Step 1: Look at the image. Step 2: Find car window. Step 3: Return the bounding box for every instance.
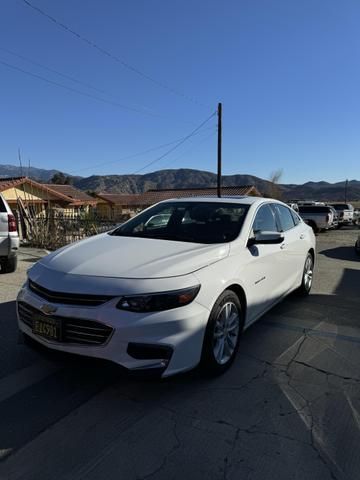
[144,214,171,230]
[0,196,7,213]
[111,201,249,244]
[273,204,295,231]
[252,204,279,233]
[331,204,353,211]
[290,209,301,225]
[299,206,329,213]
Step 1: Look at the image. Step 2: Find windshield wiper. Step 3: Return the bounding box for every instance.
[110,230,201,242]
[153,233,199,243]
[110,231,153,238]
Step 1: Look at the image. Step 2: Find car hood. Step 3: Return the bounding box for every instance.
[37,233,230,279]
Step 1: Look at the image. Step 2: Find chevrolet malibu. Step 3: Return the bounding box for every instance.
[17,197,315,377]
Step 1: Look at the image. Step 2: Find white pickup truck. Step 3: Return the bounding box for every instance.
[298,205,336,233]
[0,194,19,272]
[352,208,360,226]
[330,203,354,227]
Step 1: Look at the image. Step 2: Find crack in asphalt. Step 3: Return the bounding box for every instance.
[277,332,343,480]
[240,332,345,480]
[306,332,360,372]
[137,414,181,480]
[196,365,270,394]
[294,360,360,384]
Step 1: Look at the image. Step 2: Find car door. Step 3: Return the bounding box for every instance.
[243,203,287,325]
[271,203,306,292]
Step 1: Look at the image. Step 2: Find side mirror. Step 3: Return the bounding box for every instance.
[247,231,284,247]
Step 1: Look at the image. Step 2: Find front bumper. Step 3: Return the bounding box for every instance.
[17,283,210,377]
[338,218,353,225]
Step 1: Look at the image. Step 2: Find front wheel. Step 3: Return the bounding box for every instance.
[297,253,314,296]
[201,290,244,376]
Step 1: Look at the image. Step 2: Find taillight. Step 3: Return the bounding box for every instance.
[8,214,17,232]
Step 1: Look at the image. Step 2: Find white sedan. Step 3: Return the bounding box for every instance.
[17,197,315,377]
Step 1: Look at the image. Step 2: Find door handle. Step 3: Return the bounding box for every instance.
[280,243,286,250]
[300,234,305,240]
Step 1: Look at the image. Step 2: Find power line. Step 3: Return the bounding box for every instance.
[0,58,165,117]
[0,46,112,97]
[1,46,164,117]
[0,46,161,117]
[159,130,217,171]
[68,126,215,174]
[20,0,210,108]
[131,111,216,175]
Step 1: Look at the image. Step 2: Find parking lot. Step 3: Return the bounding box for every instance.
[0,228,359,480]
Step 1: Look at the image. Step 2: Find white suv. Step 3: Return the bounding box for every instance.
[0,194,19,273]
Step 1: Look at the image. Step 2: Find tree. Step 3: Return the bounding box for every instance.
[50,172,72,185]
[268,169,283,200]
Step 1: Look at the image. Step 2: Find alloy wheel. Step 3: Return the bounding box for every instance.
[304,255,313,291]
[212,302,240,365]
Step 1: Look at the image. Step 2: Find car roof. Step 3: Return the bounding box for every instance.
[158,196,270,206]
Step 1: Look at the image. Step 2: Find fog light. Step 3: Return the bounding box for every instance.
[127,342,173,362]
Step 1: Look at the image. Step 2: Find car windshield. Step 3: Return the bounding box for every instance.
[110,201,249,244]
[331,204,353,210]
[299,206,330,213]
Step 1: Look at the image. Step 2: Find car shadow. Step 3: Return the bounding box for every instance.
[1,270,360,479]
[319,245,359,261]
[20,258,40,263]
[333,267,360,298]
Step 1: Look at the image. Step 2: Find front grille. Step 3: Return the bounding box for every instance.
[29,280,115,307]
[18,302,113,346]
[18,302,33,328]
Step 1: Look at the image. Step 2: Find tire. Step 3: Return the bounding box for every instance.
[201,290,244,376]
[297,253,314,296]
[355,241,360,256]
[308,221,319,234]
[0,256,17,273]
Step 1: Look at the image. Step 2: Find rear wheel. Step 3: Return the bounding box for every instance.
[201,290,244,375]
[308,221,319,234]
[297,253,314,296]
[355,241,360,255]
[0,256,17,273]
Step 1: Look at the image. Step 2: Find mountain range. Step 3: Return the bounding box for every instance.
[0,164,359,202]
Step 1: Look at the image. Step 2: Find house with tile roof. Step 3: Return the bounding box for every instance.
[95,193,143,219]
[139,185,261,206]
[95,185,261,219]
[42,184,97,209]
[0,177,97,218]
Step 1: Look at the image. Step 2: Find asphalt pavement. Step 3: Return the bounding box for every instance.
[0,229,359,480]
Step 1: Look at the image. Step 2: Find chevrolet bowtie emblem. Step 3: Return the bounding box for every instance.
[40,304,57,315]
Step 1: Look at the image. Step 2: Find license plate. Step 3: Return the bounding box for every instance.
[33,315,61,341]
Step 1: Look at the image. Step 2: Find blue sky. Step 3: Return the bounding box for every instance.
[1,0,359,183]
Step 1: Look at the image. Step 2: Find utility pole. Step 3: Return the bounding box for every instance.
[217,102,222,198]
[344,179,348,203]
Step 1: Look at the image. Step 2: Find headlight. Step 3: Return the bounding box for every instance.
[116,285,201,312]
